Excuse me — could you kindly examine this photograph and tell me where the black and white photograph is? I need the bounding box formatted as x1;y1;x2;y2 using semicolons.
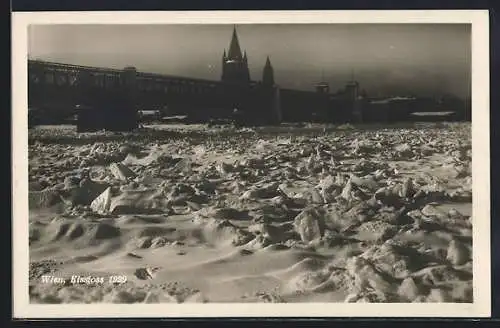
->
12;10;490;318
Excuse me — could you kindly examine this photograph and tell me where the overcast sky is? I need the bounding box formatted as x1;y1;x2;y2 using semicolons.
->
28;24;471;98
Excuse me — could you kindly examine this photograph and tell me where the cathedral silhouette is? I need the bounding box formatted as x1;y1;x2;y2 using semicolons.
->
221;26;274;86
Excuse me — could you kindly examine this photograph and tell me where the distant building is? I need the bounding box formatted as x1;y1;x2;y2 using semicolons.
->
221;26;251;84
221;26;277;88
315;81;330;94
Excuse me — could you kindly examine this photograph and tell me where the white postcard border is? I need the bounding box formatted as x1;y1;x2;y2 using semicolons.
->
12;10;490;318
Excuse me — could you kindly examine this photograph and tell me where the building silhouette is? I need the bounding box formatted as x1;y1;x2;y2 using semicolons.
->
221;26;251;84
221;26;276;87
262;56;275;86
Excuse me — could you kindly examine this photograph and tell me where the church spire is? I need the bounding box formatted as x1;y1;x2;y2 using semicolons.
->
265;56;271;67
227;25;243;59
262;56;274;86
221;25;251;83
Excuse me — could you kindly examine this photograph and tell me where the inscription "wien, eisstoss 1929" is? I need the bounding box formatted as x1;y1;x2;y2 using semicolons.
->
40;275;127;285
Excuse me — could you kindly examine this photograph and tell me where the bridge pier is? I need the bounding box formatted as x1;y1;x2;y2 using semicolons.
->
75;66;139;132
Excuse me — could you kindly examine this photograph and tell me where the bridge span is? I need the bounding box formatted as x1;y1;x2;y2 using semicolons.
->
28;59;289;130
28;59;469;131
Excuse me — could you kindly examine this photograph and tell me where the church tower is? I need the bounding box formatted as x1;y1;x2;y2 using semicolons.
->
221;26;251;84
262;56;275;86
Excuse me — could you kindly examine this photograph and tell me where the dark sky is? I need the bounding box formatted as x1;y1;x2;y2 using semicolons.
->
28;24;471;98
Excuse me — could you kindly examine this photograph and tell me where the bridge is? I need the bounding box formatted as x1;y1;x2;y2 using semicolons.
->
28;59;469;131
28;59;290;130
